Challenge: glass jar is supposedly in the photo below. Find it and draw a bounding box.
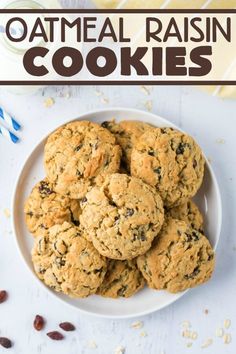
[0,0,62,94]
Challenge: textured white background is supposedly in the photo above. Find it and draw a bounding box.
[0,1,236,354]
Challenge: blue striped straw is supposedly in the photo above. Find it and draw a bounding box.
[0,107,21,131]
[0,124,19,144]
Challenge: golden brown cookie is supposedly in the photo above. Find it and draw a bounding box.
[44,121,122,199]
[131,127,205,207]
[80,173,164,260]
[137,218,215,293]
[166,200,204,232]
[32,222,107,298]
[24,179,81,236]
[97,260,145,298]
[101,120,152,172]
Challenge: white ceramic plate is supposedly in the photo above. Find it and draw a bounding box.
[12,108,222,319]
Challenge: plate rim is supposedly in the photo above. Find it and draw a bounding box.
[11,107,222,319]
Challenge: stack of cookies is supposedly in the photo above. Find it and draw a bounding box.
[24,120,215,299]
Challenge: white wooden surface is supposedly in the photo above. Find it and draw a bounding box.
[0,84,236,354]
[0,1,236,354]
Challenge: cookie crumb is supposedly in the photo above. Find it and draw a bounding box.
[140,331,147,337]
[114,345,125,354]
[216,138,225,144]
[223,333,231,344]
[182,321,191,328]
[3,208,10,218]
[144,100,153,112]
[94,89,103,97]
[224,319,231,329]
[131,321,143,329]
[101,96,109,104]
[64,92,71,99]
[216,328,224,338]
[182,330,191,338]
[140,85,151,95]
[88,340,97,349]
[201,338,213,348]
[182,329,197,340]
[191,332,198,340]
[44,97,55,108]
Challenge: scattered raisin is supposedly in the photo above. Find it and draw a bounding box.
[74,144,83,152]
[161,127,173,134]
[38,181,53,196]
[133,230,147,242]
[0,337,12,348]
[208,254,214,261]
[140,231,147,241]
[101,121,111,129]
[38,267,46,274]
[148,150,154,156]
[47,331,64,340]
[33,315,45,331]
[193,159,197,168]
[176,143,186,155]
[94,268,103,274]
[81,197,87,204]
[59,322,75,332]
[153,167,161,175]
[118,130,126,137]
[185,233,193,242]
[0,290,8,304]
[55,258,66,268]
[192,231,200,241]
[71,212,80,226]
[125,208,134,217]
[117,285,128,297]
[184,268,200,280]
[39,223,46,230]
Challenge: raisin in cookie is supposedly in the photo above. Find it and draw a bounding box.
[80,173,164,260]
[44,121,121,199]
[137,218,215,293]
[131,127,205,207]
[166,200,204,232]
[101,120,152,172]
[97,259,145,298]
[32,222,107,298]
[24,179,81,236]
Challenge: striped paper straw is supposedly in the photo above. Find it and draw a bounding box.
[0,124,19,144]
[0,107,21,131]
